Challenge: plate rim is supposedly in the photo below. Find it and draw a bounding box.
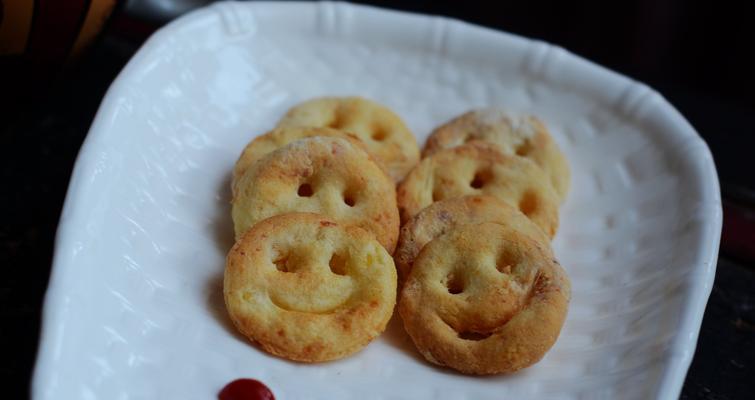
[32,2,723,399]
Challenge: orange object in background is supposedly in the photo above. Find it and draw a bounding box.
[0,0,117,111]
[0,0,117,60]
[0,0,34,56]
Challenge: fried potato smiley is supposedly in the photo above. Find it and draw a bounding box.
[398,222,570,374]
[225,213,397,362]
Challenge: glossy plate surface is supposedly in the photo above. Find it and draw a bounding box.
[33,2,722,399]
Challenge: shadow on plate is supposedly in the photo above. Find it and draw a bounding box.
[381,311,428,363]
[211,171,235,256]
[205,271,248,344]
[205,171,247,343]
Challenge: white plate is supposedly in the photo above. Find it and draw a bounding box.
[33,2,722,399]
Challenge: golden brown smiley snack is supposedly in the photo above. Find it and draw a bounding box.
[398,222,570,375]
[276,96,420,182]
[394,195,549,282]
[225,213,397,362]
[232,126,364,195]
[232,136,399,252]
[397,142,560,237]
[424,109,570,201]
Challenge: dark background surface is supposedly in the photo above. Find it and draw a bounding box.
[2,1,753,398]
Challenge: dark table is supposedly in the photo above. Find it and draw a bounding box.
[2,2,753,398]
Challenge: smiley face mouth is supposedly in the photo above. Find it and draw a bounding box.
[269,295,351,315]
[436,272,546,342]
[265,249,358,314]
[267,272,354,314]
[439,316,496,341]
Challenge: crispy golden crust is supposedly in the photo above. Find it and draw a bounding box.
[225,213,397,362]
[398,222,570,374]
[394,196,550,282]
[424,109,570,201]
[232,126,364,195]
[232,137,399,252]
[397,142,560,237]
[276,97,419,182]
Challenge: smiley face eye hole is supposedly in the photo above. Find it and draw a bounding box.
[470,168,492,189]
[328,110,346,129]
[496,250,517,275]
[432,187,443,202]
[329,253,347,275]
[297,183,314,197]
[343,192,356,207]
[515,141,534,156]
[273,255,291,272]
[444,272,464,295]
[496,262,512,274]
[518,190,538,216]
[371,123,388,141]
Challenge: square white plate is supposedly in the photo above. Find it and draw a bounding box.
[33,2,722,399]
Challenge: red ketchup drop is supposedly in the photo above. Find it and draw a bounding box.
[219,379,275,400]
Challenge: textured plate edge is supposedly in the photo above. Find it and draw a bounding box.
[652,109,723,399]
[29,5,228,399]
[30,2,723,399]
